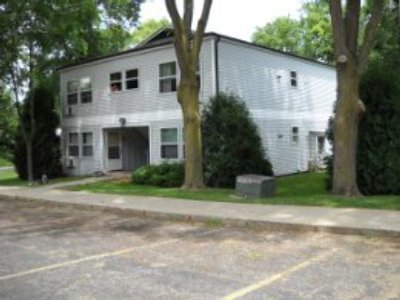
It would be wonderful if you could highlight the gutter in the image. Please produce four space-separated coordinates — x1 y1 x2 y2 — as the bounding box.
214 36 220 95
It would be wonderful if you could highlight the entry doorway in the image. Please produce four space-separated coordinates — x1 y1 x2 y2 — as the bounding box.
309 131 326 167
121 127 149 171
105 127 149 172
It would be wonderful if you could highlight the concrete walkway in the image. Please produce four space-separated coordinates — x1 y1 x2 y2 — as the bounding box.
0 185 399 237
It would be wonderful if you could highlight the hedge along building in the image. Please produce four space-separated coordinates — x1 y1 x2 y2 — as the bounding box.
58 28 336 176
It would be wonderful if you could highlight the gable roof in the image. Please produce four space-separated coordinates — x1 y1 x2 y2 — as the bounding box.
134 26 175 49
57 28 333 71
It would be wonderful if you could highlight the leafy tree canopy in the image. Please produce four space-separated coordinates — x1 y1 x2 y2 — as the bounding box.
129 18 171 47
252 0 333 63
0 0 143 90
0 85 17 160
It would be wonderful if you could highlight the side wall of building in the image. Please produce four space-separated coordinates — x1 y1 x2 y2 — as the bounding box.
217 39 336 175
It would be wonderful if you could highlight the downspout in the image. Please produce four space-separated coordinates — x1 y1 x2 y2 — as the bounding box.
214 36 220 95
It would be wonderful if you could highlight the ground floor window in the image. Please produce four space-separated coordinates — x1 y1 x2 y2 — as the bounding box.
68 133 79 157
82 132 93 156
291 126 299 145
161 128 178 159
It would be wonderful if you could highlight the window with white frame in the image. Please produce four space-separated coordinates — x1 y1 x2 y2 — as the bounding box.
82 132 93 156
67 81 78 105
125 69 139 90
110 72 122 92
291 126 299 144
159 62 177 93
80 77 92 103
68 133 79 156
160 128 178 159
290 71 297 87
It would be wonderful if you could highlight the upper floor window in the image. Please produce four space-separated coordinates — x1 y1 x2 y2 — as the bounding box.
159 62 176 93
80 77 92 103
68 133 79 157
67 81 78 105
160 128 178 159
110 72 122 92
125 69 139 90
291 126 299 144
82 132 93 156
290 71 297 87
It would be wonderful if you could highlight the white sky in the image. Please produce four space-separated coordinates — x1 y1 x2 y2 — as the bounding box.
139 0 304 41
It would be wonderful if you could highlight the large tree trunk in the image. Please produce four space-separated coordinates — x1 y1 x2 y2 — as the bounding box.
332 62 363 196
179 77 205 189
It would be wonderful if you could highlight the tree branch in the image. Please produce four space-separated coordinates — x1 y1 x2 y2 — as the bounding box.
165 0 186 67
330 0 349 60
344 0 361 55
183 0 193 34
193 0 212 57
358 0 385 73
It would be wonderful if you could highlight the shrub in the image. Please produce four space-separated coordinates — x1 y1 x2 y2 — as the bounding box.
14 86 62 180
132 162 184 187
326 61 400 194
202 92 273 188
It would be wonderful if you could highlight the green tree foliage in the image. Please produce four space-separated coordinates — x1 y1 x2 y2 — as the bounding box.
14 87 62 180
130 18 171 46
326 61 400 195
202 93 273 188
0 86 17 160
356 62 400 194
326 0 400 195
252 17 303 54
0 0 143 181
252 0 333 62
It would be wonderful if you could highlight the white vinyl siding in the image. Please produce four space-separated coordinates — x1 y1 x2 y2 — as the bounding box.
217 39 336 175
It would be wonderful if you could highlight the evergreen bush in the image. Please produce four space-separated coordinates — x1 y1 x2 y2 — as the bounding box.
202 92 273 188
132 162 184 187
326 61 400 194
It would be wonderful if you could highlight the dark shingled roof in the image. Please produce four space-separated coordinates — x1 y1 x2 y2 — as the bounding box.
57 28 333 71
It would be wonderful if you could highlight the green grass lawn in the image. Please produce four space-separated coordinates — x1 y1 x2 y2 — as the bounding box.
0 170 90 187
70 172 400 211
0 157 12 167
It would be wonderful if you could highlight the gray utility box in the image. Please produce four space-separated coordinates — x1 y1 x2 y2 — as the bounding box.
235 174 276 198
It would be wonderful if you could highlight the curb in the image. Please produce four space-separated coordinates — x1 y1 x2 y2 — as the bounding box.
2 193 399 238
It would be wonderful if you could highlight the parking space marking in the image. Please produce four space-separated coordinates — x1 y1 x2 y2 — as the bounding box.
222 250 336 300
0 228 223 282
0 238 179 281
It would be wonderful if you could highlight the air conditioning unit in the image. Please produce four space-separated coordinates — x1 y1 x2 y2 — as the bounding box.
64 106 74 117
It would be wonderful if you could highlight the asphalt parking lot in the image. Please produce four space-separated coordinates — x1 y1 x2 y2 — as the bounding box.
0 198 399 300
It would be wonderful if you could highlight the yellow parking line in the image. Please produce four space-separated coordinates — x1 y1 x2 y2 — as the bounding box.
0 239 178 281
222 250 336 300
0 228 224 282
